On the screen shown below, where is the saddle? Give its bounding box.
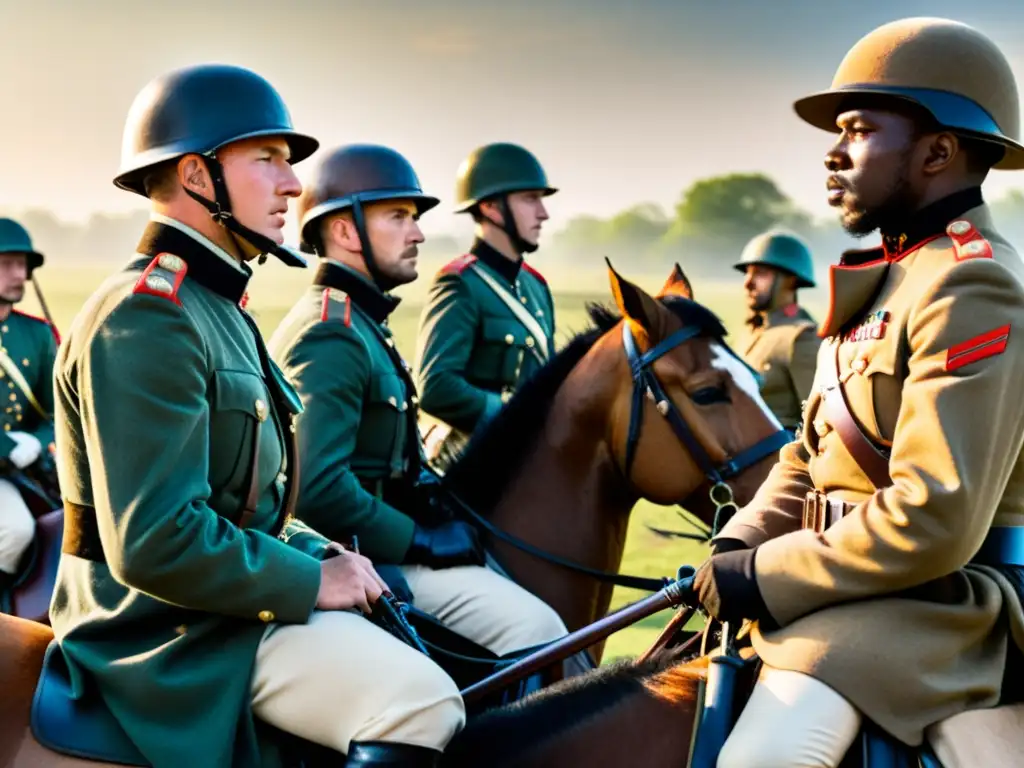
[29,590,556,766]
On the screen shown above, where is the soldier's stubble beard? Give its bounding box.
[841,146,919,238]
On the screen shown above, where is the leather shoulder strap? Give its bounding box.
[819,339,892,489]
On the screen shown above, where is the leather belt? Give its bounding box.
[801,491,1024,567]
[62,501,105,563]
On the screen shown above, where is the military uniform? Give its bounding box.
[272,144,566,664]
[740,304,820,431]
[49,68,463,768]
[704,18,1024,768]
[415,142,558,470]
[415,240,555,465]
[0,218,58,588]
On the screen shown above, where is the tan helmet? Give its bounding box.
[794,17,1024,170]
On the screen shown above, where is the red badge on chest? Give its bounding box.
[844,310,891,342]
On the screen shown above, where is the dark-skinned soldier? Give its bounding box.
[692,18,1024,768]
[48,66,463,768]
[413,143,557,470]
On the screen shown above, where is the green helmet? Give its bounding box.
[114,64,319,267]
[0,218,44,275]
[734,230,816,288]
[453,143,557,213]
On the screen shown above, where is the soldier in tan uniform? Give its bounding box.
[735,229,821,432]
[691,18,1024,767]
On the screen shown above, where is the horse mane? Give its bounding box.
[443,654,703,766]
[442,302,619,510]
[442,296,728,512]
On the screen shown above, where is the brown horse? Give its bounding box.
[0,263,788,766]
[444,262,787,649]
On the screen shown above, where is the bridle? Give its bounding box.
[450,315,792,595]
[621,321,792,534]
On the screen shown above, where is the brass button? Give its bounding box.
[520,295,528,304]
[1,325,7,333]
[387,396,397,408]
[505,334,514,345]
[8,394,15,402]
[536,310,544,318]
[174,624,187,636]
[525,336,535,348]
[254,399,267,421]
[762,362,772,372]
[15,415,21,422]
[258,610,275,623]
[21,358,28,366]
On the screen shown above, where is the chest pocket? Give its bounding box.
[471,317,527,387]
[208,369,284,510]
[836,334,903,445]
[356,373,409,478]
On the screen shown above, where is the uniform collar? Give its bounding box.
[314,261,400,325]
[136,218,251,304]
[878,186,984,260]
[471,237,522,284]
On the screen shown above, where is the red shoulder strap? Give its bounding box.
[12,309,61,345]
[440,254,477,276]
[522,262,547,285]
[132,253,188,306]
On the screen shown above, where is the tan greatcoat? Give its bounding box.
[718,203,1024,745]
[741,304,821,431]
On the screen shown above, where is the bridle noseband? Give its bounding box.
[621,321,791,531]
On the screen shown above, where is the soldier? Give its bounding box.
[49,66,463,768]
[414,142,557,470]
[0,218,58,603]
[734,229,821,433]
[692,18,1024,768]
[268,144,567,664]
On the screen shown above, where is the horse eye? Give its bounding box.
[691,386,730,406]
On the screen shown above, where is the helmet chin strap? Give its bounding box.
[482,195,534,257]
[350,198,399,293]
[182,155,307,269]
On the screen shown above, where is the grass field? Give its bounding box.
[25,257,827,663]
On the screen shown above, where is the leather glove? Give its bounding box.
[7,432,42,469]
[405,520,485,569]
[693,547,777,629]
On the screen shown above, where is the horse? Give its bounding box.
[442,260,789,653]
[0,261,791,766]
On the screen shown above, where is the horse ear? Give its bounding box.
[606,258,664,333]
[658,263,693,300]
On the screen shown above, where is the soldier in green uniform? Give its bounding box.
[0,218,58,603]
[414,143,557,469]
[49,66,463,768]
[734,229,821,432]
[269,144,567,664]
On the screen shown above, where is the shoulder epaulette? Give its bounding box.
[440,254,477,276]
[946,220,993,261]
[320,287,351,327]
[522,262,547,285]
[12,309,61,344]
[133,253,187,305]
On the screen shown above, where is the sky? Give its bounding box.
[4,0,1024,242]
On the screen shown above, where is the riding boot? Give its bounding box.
[345,741,443,767]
